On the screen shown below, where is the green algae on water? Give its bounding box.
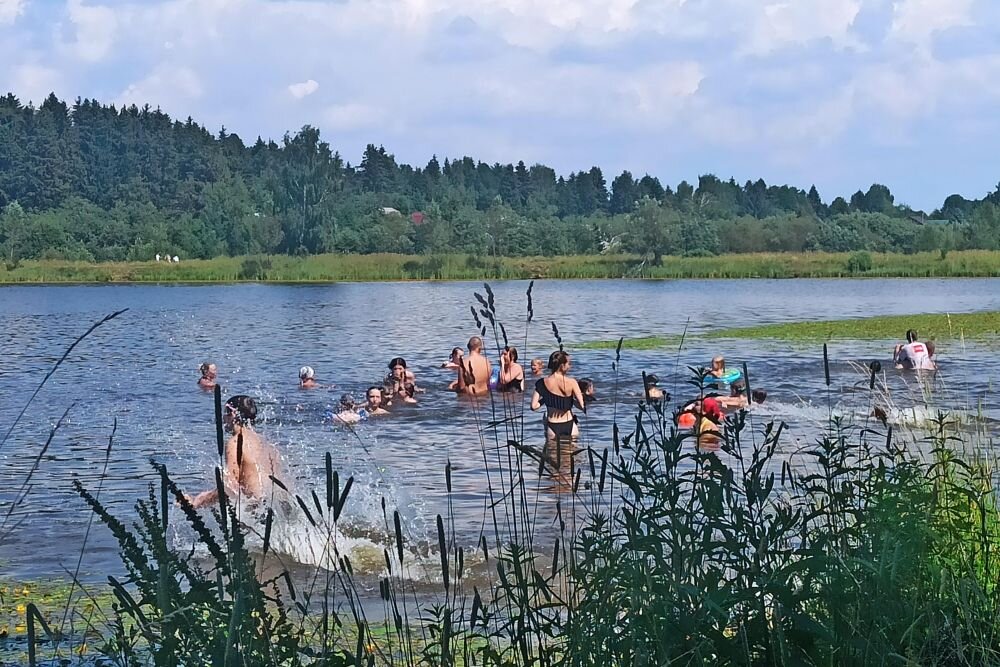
[706,310,1000,341]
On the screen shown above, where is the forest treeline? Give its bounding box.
[2,92,1000,264]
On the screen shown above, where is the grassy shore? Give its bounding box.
[2,249,1000,283]
[578,310,1000,348]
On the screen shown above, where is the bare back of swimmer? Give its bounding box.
[188,395,281,508]
[457,336,491,397]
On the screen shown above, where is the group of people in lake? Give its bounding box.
[188,326,937,506]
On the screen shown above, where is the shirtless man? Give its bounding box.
[457,336,492,397]
[198,362,217,390]
[894,329,936,371]
[188,395,280,508]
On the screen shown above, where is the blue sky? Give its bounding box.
[2,0,999,210]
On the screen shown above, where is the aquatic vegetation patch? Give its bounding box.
[706,310,1000,341]
[578,310,1000,349]
[577,335,678,350]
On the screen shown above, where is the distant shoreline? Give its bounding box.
[2,250,1000,284]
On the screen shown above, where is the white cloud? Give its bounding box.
[11,64,64,104]
[0,0,26,25]
[324,103,385,131]
[64,0,118,62]
[889,0,973,47]
[856,53,1000,120]
[117,65,203,109]
[619,62,704,124]
[767,87,856,146]
[288,79,319,99]
[742,0,864,55]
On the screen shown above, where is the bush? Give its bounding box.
[238,255,272,280]
[846,250,873,273]
[403,256,446,279]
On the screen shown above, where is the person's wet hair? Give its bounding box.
[644,374,659,387]
[388,357,407,370]
[579,378,593,394]
[339,393,356,409]
[751,389,768,404]
[730,380,747,396]
[906,329,918,343]
[468,336,484,352]
[200,362,215,376]
[548,350,569,372]
[367,386,382,399]
[225,395,257,425]
[505,346,518,362]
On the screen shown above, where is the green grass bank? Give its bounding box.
[2,249,1000,283]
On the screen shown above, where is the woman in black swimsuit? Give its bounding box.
[498,346,525,392]
[531,350,585,441]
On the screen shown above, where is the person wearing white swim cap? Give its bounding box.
[299,365,319,389]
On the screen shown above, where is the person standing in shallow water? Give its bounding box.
[457,336,492,397]
[531,351,585,442]
[893,329,936,371]
[198,362,217,390]
[187,395,281,508]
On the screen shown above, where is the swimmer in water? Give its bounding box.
[198,362,217,390]
[187,395,281,508]
[709,356,727,379]
[695,397,724,452]
[299,366,319,389]
[717,380,768,410]
[386,357,419,396]
[444,348,464,390]
[643,374,664,401]
[579,377,596,405]
[334,393,364,424]
[456,336,492,397]
[498,346,525,392]
[364,386,390,416]
[530,358,545,377]
[442,347,463,369]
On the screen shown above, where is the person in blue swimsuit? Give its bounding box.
[531,350,585,442]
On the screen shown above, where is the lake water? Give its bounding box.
[1,279,998,583]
